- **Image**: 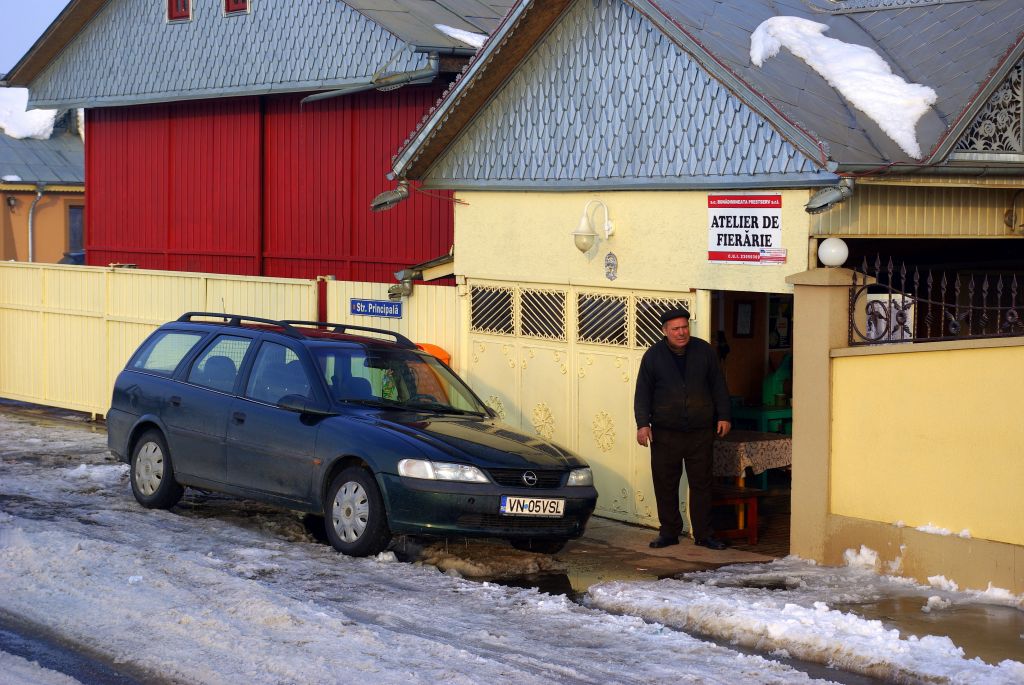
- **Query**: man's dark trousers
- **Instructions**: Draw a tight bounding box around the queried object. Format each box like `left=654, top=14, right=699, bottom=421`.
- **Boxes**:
left=650, top=427, right=716, bottom=540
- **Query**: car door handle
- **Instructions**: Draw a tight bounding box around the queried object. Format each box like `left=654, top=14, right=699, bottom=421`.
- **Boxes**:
left=170, top=395, right=182, bottom=407
left=232, top=411, right=246, bottom=424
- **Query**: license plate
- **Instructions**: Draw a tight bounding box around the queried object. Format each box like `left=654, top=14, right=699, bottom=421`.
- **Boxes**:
left=500, top=496, right=565, bottom=517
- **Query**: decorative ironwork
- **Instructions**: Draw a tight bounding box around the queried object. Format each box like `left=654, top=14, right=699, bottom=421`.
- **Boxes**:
left=520, top=288, right=566, bottom=340
left=954, top=60, right=1022, bottom=155
left=577, top=293, right=628, bottom=346
left=592, top=410, right=616, bottom=452
left=470, top=286, right=514, bottom=335
left=849, top=255, right=1024, bottom=345
left=635, top=296, right=691, bottom=348
left=531, top=402, right=555, bottom=440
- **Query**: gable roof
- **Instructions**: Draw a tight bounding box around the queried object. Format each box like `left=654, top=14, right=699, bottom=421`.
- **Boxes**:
left=393, top=0, right=1024, bottom=179
left=3, top=0, right=513, bottom=109
left=0, top=112, right=84, bottom=185
left=417, top=0, right=830, bottom=190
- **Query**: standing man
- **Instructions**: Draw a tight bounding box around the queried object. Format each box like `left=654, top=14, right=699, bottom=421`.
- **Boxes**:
left=634, top=307, right=731, bottom=550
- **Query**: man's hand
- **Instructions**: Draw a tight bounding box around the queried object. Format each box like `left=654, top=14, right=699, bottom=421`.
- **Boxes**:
left=716, top=420, right=731, bottom=438
left=636, top=426, right=652, bottom=447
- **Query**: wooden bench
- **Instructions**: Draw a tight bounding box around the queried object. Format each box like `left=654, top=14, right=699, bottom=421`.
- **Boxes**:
left=712, top=484, right=760, bottom=545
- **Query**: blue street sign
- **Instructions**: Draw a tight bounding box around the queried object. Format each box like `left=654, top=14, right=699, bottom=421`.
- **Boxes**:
left=350, top=298, right=403, bottom=319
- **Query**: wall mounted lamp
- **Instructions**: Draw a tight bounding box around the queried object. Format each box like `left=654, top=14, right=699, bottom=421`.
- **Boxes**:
left=817, top=236, right=849, bottom=267
left=572, top=199, right=613, bottom=253
left=5, top=196, right=17, bottom=213
left=805, top=177, right=854, bottom=214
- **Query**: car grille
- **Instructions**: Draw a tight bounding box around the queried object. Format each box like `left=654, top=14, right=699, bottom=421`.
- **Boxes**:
left=486, top=469, right=564, bottom=488
left=456, top=514, right=582, bottom=534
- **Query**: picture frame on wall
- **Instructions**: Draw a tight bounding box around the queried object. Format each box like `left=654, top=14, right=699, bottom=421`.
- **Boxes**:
left=768, top=294, right=793, bottom=349
left=733, top=300, right=754, bottom=338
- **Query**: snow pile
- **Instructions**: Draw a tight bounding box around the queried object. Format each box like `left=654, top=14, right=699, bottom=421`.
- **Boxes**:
left=0, top=88, right=57, bottom=140
left=587, top=557, right=1024, bottom=685
left=0, top=651, right=84, bottom=685
left=916, top=522, right=972, bottom=538
left=842, top=545, right=878, bottom=570
left=414, top=539, right=566, bottom=578
left=434, top=24, right=486, bottom=49
left=750, top=16, right=937, bottom=158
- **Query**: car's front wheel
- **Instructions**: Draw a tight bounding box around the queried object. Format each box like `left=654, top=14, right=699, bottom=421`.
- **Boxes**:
left=130, top=430, right=184, bottom=509
left=324, top=467, right=391, bottom=557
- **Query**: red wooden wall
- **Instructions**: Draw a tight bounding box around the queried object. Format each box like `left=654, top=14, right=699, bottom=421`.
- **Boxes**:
left=85, top=85, right=454, bottom=282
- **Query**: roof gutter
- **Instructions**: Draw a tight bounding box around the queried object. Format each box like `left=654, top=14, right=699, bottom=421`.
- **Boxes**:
left=410, top=44, right=477, bottom=57
left=301, top=55, right=439, bottom=106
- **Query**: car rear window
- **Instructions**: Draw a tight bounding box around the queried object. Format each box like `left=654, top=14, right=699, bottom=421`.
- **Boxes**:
left=129, top=331, right=205, bottom=375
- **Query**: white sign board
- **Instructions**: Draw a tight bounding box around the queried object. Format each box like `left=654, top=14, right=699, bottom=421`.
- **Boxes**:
left=707, top=194, right=786, bottom=264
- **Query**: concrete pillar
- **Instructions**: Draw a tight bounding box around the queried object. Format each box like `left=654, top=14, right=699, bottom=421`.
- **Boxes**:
left=784, top=267, right=855, bottom=560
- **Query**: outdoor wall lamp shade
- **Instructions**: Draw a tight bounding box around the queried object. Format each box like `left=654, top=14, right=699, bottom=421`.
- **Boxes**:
left=572, top=199, right=613, bottom=253
left=817, top=237, right=849, bottom=267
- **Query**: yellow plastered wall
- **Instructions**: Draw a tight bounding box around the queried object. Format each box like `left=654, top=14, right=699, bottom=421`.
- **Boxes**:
left=453, top=189, right=811, bottom=293
left=831, top=343, right=1024, bottom=545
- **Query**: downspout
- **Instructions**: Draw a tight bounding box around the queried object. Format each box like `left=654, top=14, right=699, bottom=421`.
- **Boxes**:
left=27, top=183, right=45, bottom=263
left=301, top=55, right=439, bottom=106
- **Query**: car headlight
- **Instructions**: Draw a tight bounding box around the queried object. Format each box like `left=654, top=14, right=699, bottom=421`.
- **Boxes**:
left=566, top=467, right=593, bottom=486
left=398, top=459, right=489, bottom=483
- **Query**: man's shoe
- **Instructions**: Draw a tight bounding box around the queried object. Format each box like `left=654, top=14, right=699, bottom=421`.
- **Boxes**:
left=649, top=535, right=679, bottom=549
left=694, top=537, right=728, bottom=550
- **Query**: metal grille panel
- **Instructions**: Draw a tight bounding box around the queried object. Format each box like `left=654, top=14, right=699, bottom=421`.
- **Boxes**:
left=577, top=293, right=628, bottom=346
left=487, top=469, right=565, bottom=488
left=635, top=297, right=691, bottom=348
left=521, top=289, right=566, bottom=340
left=470, top=285, right=514, bottom=335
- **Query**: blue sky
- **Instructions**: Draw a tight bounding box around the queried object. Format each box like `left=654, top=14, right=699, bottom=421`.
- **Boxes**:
left=1, top=0, right=69, bottom=74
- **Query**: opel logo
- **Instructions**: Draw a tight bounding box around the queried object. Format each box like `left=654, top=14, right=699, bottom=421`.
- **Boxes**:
left=521, top=471, right=538, bottom=487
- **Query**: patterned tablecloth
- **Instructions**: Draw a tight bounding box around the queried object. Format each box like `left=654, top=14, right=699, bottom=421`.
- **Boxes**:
left=713, top=430, right=792, bottom=478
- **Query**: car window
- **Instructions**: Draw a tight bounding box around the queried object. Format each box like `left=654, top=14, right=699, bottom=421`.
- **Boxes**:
left=312, top=344, right=486, bottom=413
left=187, top=335, right=251, bottom=393
left=245, top=342, right=312, bottom=404
left=129, top=331, right=205, bottom=375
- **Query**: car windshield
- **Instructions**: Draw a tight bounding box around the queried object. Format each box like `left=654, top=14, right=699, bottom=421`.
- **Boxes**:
left=310, top=343, right=488, bottom=416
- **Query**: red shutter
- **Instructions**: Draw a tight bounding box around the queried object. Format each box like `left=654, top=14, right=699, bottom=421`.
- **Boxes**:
left=225, top=0, right=248, bottom=13
left=168, top=0, right=190, bottom=21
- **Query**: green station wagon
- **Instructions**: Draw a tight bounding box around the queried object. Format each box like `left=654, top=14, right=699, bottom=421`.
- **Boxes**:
left=107, top=313, right=598, bottom=556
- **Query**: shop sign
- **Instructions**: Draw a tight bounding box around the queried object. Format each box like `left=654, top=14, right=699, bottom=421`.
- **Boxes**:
left=707, top=194, right=787, bottom=264
left=350, top=298, right=403, bottom=318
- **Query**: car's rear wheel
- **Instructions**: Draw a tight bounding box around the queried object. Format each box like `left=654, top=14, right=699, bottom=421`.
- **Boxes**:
left=324, top=467, right=391, bottom=557
left=511, top=537, right=568, bottom=555
left=130, top=430, right=184, bottom=509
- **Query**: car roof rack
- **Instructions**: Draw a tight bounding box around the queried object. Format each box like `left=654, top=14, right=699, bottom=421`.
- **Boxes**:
left=176, top=312, right=303, bottom=339
left=281, top=320, right=417, bottom=349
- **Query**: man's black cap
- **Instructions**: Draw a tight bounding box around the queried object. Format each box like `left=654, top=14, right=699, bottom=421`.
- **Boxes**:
left=659, top=307, right=690, bottom=324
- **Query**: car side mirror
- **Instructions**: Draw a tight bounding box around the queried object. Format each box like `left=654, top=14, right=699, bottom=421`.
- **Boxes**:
left=278, top=394, right=336, bottom=417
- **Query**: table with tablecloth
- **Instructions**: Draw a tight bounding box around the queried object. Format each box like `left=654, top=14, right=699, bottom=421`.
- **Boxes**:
left=712, top=429, right=792, bottom=479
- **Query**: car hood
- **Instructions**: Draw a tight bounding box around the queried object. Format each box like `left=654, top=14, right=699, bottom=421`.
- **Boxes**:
left=368, top=413, right=586, bottom=469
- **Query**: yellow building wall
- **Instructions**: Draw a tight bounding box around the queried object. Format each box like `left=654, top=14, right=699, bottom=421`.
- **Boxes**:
left=453, top=189, right=811, bottom=293
left=831, top=343, right=1024, bottom=546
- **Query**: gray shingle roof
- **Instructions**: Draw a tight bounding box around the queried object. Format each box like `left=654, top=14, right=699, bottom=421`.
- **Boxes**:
left=0, top=114, right=84, bottom=185
left=395, top=0, right=1024, bottom=179
left=641, top=0, right=1024, bottom=166
left=425, top=0, right=826, bottom=189
left=22, top=0, right=512, bottom=109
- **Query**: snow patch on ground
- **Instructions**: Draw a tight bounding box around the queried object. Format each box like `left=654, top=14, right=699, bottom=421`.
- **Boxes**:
left=749, top=16, right=936, bottom=158
left=0, top=89, right=57, bottom=140
left=0, top=650, right=84, bottom=685
left=586, top=557, right=1024, bottom=685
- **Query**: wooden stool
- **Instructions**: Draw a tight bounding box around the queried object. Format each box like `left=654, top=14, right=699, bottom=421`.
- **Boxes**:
left=711, top=484, right=760, bottom=545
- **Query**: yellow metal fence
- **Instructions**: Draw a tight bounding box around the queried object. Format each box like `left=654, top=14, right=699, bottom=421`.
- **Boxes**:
left=0, top=263, right=317, bottom=416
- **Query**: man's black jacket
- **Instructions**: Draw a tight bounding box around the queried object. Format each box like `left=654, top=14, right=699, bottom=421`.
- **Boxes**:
left=634, top=337, right=731, bottom=431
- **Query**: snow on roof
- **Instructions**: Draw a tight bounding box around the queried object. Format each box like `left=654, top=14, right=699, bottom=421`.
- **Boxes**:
left=0, top=87, right=57, bottom=140
left=434, top=24, right=487, bottom=49
left=750, top=16, right=937, bottom=159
